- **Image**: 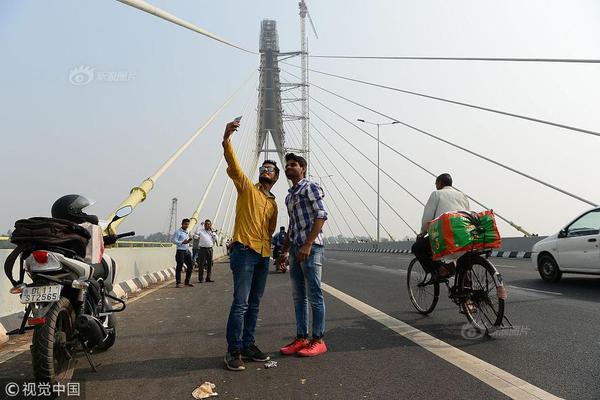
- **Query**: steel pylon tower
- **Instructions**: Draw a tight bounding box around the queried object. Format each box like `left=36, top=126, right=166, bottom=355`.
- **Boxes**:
left=167, top=197, right=178, bottom=237
left=256, top=20, right=286, bottom=169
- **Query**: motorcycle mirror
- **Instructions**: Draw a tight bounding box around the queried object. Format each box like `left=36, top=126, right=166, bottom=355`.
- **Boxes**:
left=114, top=205, right=133, bottom=221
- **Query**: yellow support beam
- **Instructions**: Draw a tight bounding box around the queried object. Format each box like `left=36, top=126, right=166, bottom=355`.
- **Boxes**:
left=104, top=72, right=255, bottom=234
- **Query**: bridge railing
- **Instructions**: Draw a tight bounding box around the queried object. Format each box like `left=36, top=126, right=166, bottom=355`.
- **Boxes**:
left=114, top=241, right=173, bottom=248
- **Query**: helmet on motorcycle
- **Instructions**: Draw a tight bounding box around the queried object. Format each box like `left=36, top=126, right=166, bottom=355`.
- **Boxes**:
left=51, top=194, right=99, bottom=225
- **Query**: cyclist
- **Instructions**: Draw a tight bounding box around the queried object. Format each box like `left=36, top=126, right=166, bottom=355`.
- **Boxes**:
left=412, top=173, right=469, bottom=282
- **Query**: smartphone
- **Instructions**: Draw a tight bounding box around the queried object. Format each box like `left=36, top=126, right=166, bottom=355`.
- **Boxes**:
left=234, top=116, right=243, bottom=123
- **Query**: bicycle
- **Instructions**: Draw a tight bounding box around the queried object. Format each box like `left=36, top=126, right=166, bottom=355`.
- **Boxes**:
left=407, top=250, right=508, bottom=334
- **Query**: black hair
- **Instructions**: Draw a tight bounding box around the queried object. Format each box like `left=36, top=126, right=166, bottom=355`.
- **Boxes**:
left=182, top=218, right=190, bottom=224
left=204, top=219, right=211, bottom=223
left=279, top=226, right=285, bottom=231
left=436, top=173, right=452, bottom=188
left=285, top=153, right=307, bottom=176
left=262, top=159, right=280, bottom=175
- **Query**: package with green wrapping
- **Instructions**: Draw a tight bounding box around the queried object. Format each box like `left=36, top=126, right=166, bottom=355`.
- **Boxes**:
left=427, top=210, right=501, bottom=261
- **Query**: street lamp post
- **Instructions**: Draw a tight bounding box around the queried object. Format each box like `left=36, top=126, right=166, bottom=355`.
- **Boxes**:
left=357, top=118, right=399, bottom=244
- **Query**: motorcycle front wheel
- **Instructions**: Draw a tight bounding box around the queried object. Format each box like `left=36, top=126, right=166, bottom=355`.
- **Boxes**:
left=31, top=296, right=76, bottom=384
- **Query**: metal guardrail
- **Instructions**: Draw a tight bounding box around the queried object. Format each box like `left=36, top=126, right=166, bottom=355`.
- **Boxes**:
left=114, top=241, right=173, bottom=248
left=0, top=237, right=172, bottom=248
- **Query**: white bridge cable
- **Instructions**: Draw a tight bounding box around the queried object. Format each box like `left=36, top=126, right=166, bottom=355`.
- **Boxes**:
left=150, top=71, right=256, bottom=182
left=309, top=54, right=600, bottom=64
left=279, top=75, right=424, bottom=206
left=284, top=114, right=375, bottom=241
left=308, top=94, right=532, bottom=236
left=311, top=111, right=425, bottom=207
left=280, top=77, right=419, bottom=235
left=212, top=85, right=257, bottom=227
left=225, top=111, right=259, bottom=236
left=310, top=163, right=360, bottom=242
left=283, top=103, right=396, bottom=240
left=310, top=124, right=419, bottom=236
left=283, top=69, right=599, bottom=209
left=286, top=63, right=600, bottom=139
left=284, top=122, right=352, bottom=242
left=220, top=101, right=256, bottom=237
left=115, top=0, right=256, bottom=54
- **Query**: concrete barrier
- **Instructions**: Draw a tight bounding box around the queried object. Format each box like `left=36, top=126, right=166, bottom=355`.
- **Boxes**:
left=326, top=236, right=547, bottom=259
left=0, top=245, right=227, bottom=342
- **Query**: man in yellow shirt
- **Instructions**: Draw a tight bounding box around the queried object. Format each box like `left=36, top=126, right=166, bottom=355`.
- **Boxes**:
left=222, top=120, right=279, bottom=371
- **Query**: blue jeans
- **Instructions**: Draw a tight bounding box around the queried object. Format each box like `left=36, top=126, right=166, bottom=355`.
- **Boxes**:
left=289, top=244, right=325, bottom=339
left=226, top=243, right=270, bottom=352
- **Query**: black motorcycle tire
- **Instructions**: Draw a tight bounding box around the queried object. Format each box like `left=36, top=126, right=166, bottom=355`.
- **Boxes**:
left=31, top=296, right=76, bottom=385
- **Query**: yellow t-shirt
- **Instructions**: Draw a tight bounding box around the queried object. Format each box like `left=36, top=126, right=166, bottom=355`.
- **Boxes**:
left=223, top=140, right=278, bottom=257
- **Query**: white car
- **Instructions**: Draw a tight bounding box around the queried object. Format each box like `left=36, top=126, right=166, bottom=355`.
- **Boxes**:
left=532, top=207, right=600, bottom=282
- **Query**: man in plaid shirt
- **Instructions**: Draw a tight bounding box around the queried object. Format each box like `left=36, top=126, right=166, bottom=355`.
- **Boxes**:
left=278, top=153, right=328, bottom=357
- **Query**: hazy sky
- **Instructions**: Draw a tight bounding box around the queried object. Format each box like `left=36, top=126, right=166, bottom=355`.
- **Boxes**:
left=1, top=0, right=599, bottom=240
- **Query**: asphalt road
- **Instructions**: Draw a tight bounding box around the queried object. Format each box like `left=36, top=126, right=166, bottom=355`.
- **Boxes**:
left=0, top=251, right=598, bottom=399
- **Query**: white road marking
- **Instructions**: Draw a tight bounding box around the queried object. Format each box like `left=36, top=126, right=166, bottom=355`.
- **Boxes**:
left=322, top=283, right=563, bottom=400
left=507, top=285, right=562, bottom=296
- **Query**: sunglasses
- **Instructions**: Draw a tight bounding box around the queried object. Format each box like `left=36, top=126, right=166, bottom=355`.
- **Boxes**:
left=259, top=166, right=276, bottom=173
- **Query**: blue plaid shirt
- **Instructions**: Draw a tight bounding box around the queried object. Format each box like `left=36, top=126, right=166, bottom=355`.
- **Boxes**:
left=285, top=179, right=328, bottom=246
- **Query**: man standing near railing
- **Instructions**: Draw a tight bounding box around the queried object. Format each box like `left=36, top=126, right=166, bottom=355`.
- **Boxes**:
left=193, top=219, right=217, bottom=283
left=172, top=218, right=194, bottom=288
left=222, top=120, right=280, bottom=371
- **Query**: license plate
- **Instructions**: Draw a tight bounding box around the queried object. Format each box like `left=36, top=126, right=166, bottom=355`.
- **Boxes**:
left=20, top=285, right=62, bottom=304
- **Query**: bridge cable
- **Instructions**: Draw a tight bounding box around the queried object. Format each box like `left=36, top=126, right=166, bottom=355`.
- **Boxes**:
left=220, top=106, right=256, bottom=237
left=105, top=70, right=255, bottom=233
left=308, top=94, right=533, bottom=236
left=115, top=0, right=256, bottom=54
left=281, top=75, right=421, bottom=235
left=309, top=163, right=360, bottom=242
left=284, top=115, right=375, bottom=241
left=282, top=62, right=600, bottom=139
left=282, top=69, right=598, bottom=209
left=284, top=121, right=353, bottom=242
left=213, top=85, right=257, bottom=228
left=310, top=123, right=419, bottom=236
left=309, top=54, right=600, bottom=64
left=283, top=103, right=396, bottom=240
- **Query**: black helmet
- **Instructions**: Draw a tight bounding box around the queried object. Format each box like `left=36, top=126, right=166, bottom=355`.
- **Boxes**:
left=51, top=194, right=99, bottom=224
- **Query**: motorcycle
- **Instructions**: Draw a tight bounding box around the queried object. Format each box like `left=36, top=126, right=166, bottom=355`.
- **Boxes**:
left=4, top=205, right=135, bottom=384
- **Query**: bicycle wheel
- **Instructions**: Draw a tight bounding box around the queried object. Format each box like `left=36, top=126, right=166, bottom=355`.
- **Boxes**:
left=407, top=258, right=439, bottom=315
left=458, top=254, right=505, bottom=333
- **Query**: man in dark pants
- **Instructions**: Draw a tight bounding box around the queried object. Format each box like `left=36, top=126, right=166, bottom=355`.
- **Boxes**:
left=194, top=219, right=217, bottom=282
left=222, top=120, right=279, bottom=371
left=172, top=218, right=194, bottom=288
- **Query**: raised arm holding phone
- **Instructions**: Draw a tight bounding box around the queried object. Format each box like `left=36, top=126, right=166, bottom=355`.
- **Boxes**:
left=222, top=119, right=282, bottom=372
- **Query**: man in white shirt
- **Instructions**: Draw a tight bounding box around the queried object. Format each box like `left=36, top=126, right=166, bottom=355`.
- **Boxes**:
left=412, top=173, right=470, bottom=280
left=194, top=219, right=218, bottom=283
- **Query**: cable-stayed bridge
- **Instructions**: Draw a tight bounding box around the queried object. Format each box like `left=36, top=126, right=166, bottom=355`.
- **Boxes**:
left=1, top=2, right=599, bottom=399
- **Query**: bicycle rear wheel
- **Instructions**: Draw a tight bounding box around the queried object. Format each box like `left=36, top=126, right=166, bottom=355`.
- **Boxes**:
left=407, top=258, right=439, bottom=315
left=458, top=255, right=505, bottom=333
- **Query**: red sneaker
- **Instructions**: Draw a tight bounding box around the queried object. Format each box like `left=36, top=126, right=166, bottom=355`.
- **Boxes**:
left=280, top=338, right=309, bottom=355
left=297, top=340, right=327, bottom=357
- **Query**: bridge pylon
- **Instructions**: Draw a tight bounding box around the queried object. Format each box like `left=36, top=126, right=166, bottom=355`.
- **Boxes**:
left=256, top=20, right=288, bottom=172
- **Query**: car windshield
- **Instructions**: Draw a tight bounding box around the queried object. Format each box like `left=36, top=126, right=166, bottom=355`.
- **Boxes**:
left=567, top=210, right=600, bottom=236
